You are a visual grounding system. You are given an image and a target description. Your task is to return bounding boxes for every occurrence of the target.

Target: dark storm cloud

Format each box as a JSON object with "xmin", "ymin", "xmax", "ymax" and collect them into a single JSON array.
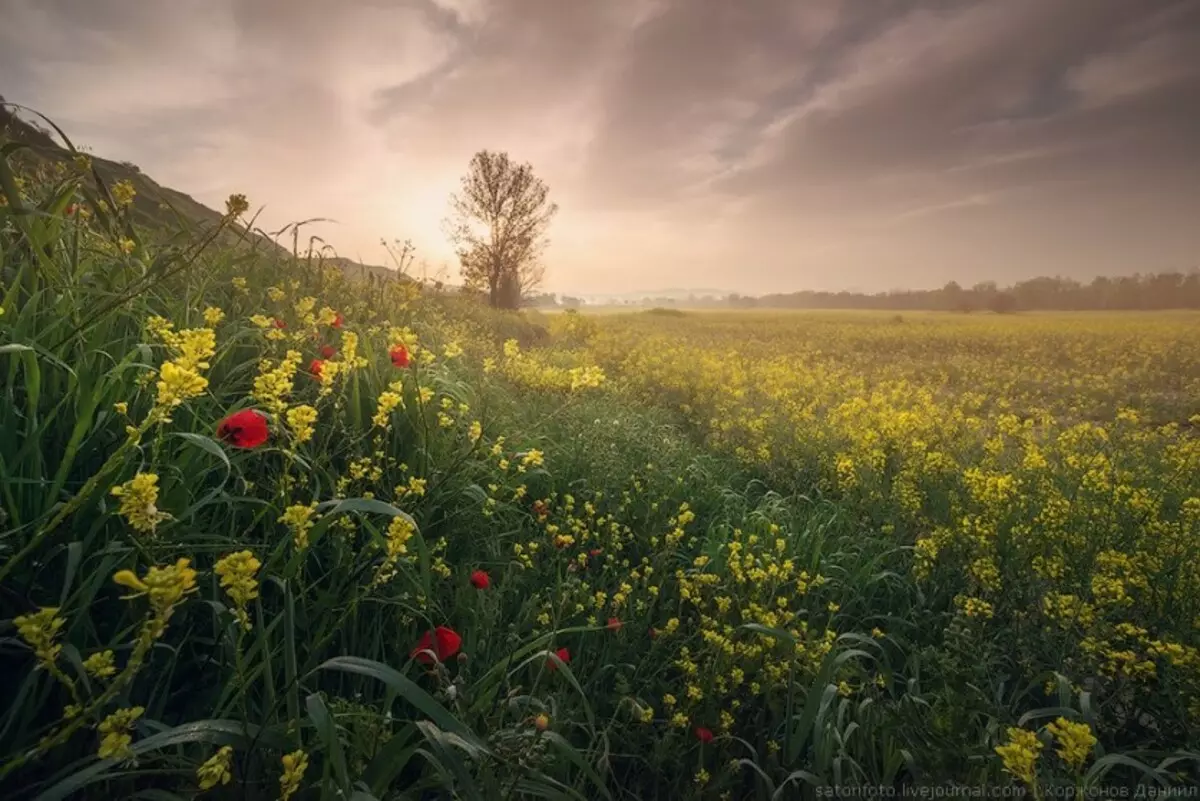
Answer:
[{"xmin": 1, "ymin": 0, "xmax": 1197, "ymax": 293}]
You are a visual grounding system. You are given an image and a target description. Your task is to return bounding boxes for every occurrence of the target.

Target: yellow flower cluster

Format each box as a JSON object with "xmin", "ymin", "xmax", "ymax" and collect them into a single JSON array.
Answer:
[
  {"xmin": 577, "ymin": 310, "xmax": 1200, "ymax": 726},
  {"xmin": 14, "ymin": 606, "xmax": 66, "ymax": 669},
  {"xmin": 214, "ymin": 550, "xmax": 261, "ymax": 630},
  {"xmin": 197, "ymin": 745, "xmax": 234, "ymax": 790},
  {"xmin": 372, "ymin": 390, "xmax": 403, "ymax": 428},
  {"xmin": 496, "ymin": 339, "xmax": 606, "ymax": 393},
  {"xmin": 82, "ymin": 650, "xmax": 117, "ymax": 678},
  {"xmin": 373, "ymin": 513, "xmax": 417, "ymax": 586},
  {"xmin": 113, "ymin": 558, "xmax": 198, "ymax": 628},
  {"xmin": 279, "ymin": 502, "xmax": 319, "ymax": 550},
  {"xmin": 286, "ymin": 404, "xmax": 318, "ymax": 444},
  {"xmin": 1046, "ymin": 717, "xmax": 1096, "ymax": 772},
  {"xmin": 111, "ymin": 179, "xmax": 136, "ymax": 208},
  {"xmin": 252, "ymin": 350, "xmax": 302, "ymax": 416},
  {"xmin": 279, "ymin": 749, "xmax": 308, "ymax": 801},
  {"xmin": 97, "ymin": 706, "xmax": 144, "ymax": 760},
  {"xmin": 995, "ymin": 726, "xmax": 1042, "ymax": 787},
  {"xmin": 111, "ymin": 472, "xmax": 170, "ymax": 534},
  {"xmin": 146, "ymin": 317, "xmax": 217, "ymax": 421}
]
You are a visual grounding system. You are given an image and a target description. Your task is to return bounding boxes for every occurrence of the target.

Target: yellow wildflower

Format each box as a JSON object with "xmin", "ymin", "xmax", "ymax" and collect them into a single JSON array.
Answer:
[
  {"xmin": 214, "ymin": 551, "xmax": 261, "ymax": 631},
  {"xmin": 279, "ymin": 750, "xmax": 308, "ymax": 801},
  {"xmin": 82, "ymin": 650, "xmax": 117, "ymax": 679},
  {"xmin": 111, "ymin": 472, "xmax": 170, "ymax": 534},
  {"xmin": 995, "ymin": 727, "xmax": 1042, "ymax": 788},
  {"xmin": 372, "ymin": 391, "xmax": 403, "ymax": 428},
  {"xmin": 279, "ymin": 503, "xmax": 318, "ymax": 550},
  {"xmin": 252, "ymin": 351, "xmax": 302, "ymax": 416},
  {"xmin": 111, "ymin": 179, "xmax": 136, "ymax": 208},
  {"xmin": 154, "ymin": 360, "xmax": 208, "ymax": 414},
  {"xmin": 197, "ymin": 745, "xmax": 234, "ymax": 790},
  {"xmin": 1046, "ymin": 717, "xmax": 1096, "ymax": 772},
  {"xmin": 373, "ymin": 514, "xmax": 417, "ymax": 585},
  {"xmin": 97, "ymin": 706, "xmax": 144, "ymax": 761},
  {"xmin": 14, "ymin": 607, "xmax": 66, "ymax": 668},
  {"xmin": 286, "ymin": 404, "xmax": 318, "ymax": 444},
  {"xmin": 112, "ymin": 558, "xmax": 198, "ymax": 625}
]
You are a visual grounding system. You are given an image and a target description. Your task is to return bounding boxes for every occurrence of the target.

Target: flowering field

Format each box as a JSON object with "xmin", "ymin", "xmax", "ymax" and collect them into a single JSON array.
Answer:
[{"xmin": 2, "ymin": 140, "xmax": 1200, "ymax": 800}]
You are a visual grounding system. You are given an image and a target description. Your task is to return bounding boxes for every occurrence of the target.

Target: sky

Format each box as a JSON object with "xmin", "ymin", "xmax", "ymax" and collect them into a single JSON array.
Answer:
[{"xmin": 2, "ymin": 0, "xmax": 1199, "ymax": 296}]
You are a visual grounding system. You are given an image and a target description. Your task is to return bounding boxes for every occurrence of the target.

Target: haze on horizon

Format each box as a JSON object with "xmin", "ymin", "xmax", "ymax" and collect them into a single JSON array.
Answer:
[{"xmin": 2, "ymin": 0, "xmax": 1198, "ymax": 296}]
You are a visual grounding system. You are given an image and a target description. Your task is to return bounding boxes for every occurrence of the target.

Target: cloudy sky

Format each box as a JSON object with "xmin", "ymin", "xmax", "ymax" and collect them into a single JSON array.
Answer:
[{"xmin": 2, "ymin": 0, "xmax": 1198, "ymax": 295}]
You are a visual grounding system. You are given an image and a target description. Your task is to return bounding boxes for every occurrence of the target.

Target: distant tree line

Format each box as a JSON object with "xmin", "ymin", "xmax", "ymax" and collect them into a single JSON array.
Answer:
[{"xmin": 745, "ymin": 272, "xmax": 1200, "ymax": 312}]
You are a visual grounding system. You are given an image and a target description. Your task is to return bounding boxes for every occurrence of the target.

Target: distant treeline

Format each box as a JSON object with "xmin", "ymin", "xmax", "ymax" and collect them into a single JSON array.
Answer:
[
  {"xmin": 745, "ymin": 272, "xmax": 1200, "ymax": 312},
  {"xmin": 530, "ymin": 271, "xmax": 1200, "ymax": 311}
]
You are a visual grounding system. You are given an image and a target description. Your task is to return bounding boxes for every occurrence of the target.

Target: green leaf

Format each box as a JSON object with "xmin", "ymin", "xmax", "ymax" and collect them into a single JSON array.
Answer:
[
  {"xmin": 313, "ymin": 656, "xmax": 486, "ymax": 750},
  {"xmin": 34, "ymin": 720, "xmax": 287, "ymax": 801},
  {"xmin": 360, "ymin": 724, "xmax": 420, "ymax": 795},
  {"xmin": 306, "ymin": 693, "xmax": 351, "ymax": 797},
  {"xmin": 172, "ymin": 432, "xmax": 232, "ymax": 471}
]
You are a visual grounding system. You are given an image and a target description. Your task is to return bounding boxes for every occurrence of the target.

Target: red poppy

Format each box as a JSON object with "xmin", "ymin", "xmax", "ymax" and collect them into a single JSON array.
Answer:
[
  {"xmin": 65, "ymin": 203, "xmax": 77, "ymax": 215},
  {"xmin": 589, "ymin": 548, "xmax": 603, "ymax": 558},
  {"xmin": 389, "ymin": 345, "xmax": 410, "ymax": 368},
  {"xmin": 470, "ymin": 569, "xmax": 491, "ymax": 590},
  {"xmin": 308, "ymin": 359, "xmax": 324, "ymax": 378},
  {"xmin": 694, "ymin": 727, "xmax": 714, "ymax": 744},
  {"xmin": 332, "ymin": 313, "xmax": 344, "ymax": 329},
  {"xmin": 547, "ymin": 647, "xmax": 570, "ymax": 671},
  {"xmin": 320, "ymin": 344, "xmax": 337, "ymax": 359},
  {"xmin": 272, "ymin": 318, "xmax": 287, "ymax": 329},
  {"xmin": 410, "ymin": 626, "xmax": 462, "ymax": 665},
  {"xmin": 606, "ymin": 617, "xmax": 622, "ymax": 632},
  {"xmin": 216, "ymin": 409, "xmax": 269, "ymax": 449}
]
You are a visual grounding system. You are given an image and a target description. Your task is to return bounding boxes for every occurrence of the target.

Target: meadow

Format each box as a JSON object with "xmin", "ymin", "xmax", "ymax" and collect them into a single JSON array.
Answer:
[{"xmin": 2, "ymin": 137, "xmax": 1199, "ymax": 800}]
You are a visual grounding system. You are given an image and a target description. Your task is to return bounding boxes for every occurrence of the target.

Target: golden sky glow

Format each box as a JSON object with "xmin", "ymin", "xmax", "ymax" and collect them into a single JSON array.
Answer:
[{"xmin": 2, "ymin": 0, "xmax": 1198, "ymax": 295}]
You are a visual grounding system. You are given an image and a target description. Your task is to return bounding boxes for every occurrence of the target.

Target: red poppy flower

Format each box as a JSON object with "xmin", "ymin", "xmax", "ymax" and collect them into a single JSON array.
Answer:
[
  {"xmin": 470, "ymin": 569, "xmax": 491, "ymax": 590},
  {"xmin": 65, "ymin": 203, "xmax": 78, "ymax": 215},
  {"xmin": 216, "ymin": 409, "xmax": 269, "ymax": 449},
  {"xmin": 320, "ymin": 344, "xmax": 337, "ymax": 359},
  {"xmin": 272, "ymin": 318, "xmax": 287, "ymax": 329},
  {"xmin": 410, "ymin": 626, "xmax": 462, "ymax": 665},
  {"xmin": 589, "ymin": 548, "xmax": 603, "ymax": 558},
  {"xmin": 694, "ymin": 727, "xmax": 714, "ymax": 744},
  {"xmin": 606, "ymin": 617, "xmax": 622, "ymax": 632},
  {"xmin": 332, "ymin": 312, "xmax": 344, "ymax": 329},
  {"xmin": 547, "ymin": 647, "xmax": 570, "ymax": 671},
  {"xmin": 308, "ymin": 359, "xmax": 324, "ymax": 378},
  {"xmin": 389, "ymin": 345, "xmax": 410, "ymax": 368}
]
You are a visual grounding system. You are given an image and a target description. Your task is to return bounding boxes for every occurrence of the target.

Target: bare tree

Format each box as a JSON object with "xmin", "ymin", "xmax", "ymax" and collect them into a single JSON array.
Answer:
[{"xmin": 446, "ymin": 151, "xmax": 557, "ymax": 309}]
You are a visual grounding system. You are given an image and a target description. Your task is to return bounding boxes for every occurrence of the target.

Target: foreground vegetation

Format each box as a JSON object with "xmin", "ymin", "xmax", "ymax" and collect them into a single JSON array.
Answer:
[{"xmin": 2, "ymin": 123, "xmax": 1199, "ymax": 800}]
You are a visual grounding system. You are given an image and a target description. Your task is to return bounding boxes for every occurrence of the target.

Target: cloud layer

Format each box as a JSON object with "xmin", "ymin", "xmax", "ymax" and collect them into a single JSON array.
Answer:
[{"xmin": 3, "ymin": 0, "xmax": 1198, "ymax": 293}]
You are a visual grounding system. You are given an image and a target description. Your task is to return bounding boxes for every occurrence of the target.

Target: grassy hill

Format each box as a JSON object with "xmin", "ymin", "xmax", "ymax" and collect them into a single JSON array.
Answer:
[{"xmin": 0, "ymin": 103, "xmax": 408, "ymax": 284}]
